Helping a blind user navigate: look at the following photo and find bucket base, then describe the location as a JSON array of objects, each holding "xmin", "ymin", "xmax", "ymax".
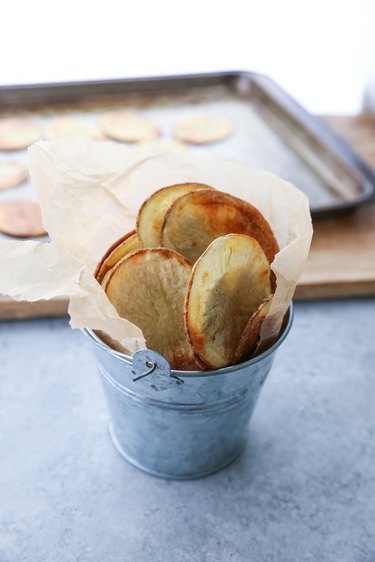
[{"xmin": 109, "ymin": 424, "xmax": 246, "ymax": 480}]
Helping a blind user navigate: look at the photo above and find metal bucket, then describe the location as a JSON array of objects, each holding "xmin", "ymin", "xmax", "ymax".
[{"xmin": 83, "ymin": 307, "xmax": 293, "ymax": 479}]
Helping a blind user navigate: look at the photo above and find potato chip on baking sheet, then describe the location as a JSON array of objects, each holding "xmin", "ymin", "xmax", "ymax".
[
  {"xmin": 0, "ymin": 200, "xmax": 46, "ymax": 238},
  {"xmin": 173, "ymin": 114, "xmax": 232, "ymax": 144},
  {"xmin": 100, "ymin": 111, "xmax": 160, "ymax": 143},
  {"xmin": 0, "ymin": 161, "xmax": 28, "ymax": 191},
  {"xmin": 0, "ymin": 117, "xmax": 40, "ymax": 151},
  {"xmin": 45, "ymin": 116, "xmax": 103, "ymax": 140}
]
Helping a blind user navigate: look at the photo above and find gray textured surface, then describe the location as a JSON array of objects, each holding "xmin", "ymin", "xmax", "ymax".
[{"xmin": 0, "ymin": 300, "xmax": 374, "ymax": 562}]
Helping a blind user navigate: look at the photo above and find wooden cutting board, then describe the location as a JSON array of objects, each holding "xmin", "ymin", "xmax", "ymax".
[
  {"xmin": 295, "ymin": 114, "xmax": 375, "ymax": 299},
  {"xmin": 1, "ymin": 114, "xmax": 374, "ymax": 320}
]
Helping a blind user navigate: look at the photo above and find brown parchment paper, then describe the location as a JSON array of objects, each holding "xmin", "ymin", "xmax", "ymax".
[{"xmin": 0, "ymin": 139, "xmax": 312, "ymax": 358}]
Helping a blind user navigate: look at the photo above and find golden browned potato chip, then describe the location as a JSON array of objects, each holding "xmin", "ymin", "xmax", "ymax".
[
  {"xmin": 137, "ymin": 182, "xmax": 214, "ymax": 248},
  {"xmin": 0, "ymin": 161, "xmax": 28, "ymax": 191},
  {"xmin": 0, "ymin": 117, "xmax": 40, "ymax": 151},
  {"xmin": 161, "ymin": 189, "xmax": 279, "ymax": 266},
  {"xmin": 105, "ymin": 248, "xmax": 198, "ymax": 370},
  {"xmin": 173, "ymin": 114, "xmax": 232, "ymax": 144},
  {"xmin": 95, "ymin": 230, "xmax": 141, "ymax": 284},
  {"xmin": 232, "ymin": 295, "xmax": 273, "ymax": 365},
  {"xmin": 100, "ymin": 111, "xmax": 160, "ymax": 143},
  {"xmin": 100, "ymin": 268, "xmax": 115, "ymax": 291},
  {"xmin": 45, "ymin": 116, "xmax": 103, "ymax": 140},
  {"xmin": 184, "ymin": 234, "xmax": 271, "ymax": 369},
  {"xmin": 0, "ymin": 200, "xmax": 47, "ymax": 238}
]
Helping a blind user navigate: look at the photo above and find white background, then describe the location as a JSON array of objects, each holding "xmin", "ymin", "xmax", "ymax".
[{"xmin": 1, "ymin": 0, "xmax": 374, "ymax": 114}]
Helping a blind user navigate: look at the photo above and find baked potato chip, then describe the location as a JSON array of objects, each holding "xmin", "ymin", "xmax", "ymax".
[
  {"xmin": 0, "ymin": 200, "xmax": 47, "ymax": 238},
  {"xmin": 105, "ymin": 248, "xmax": 199, "ymax": 370},
  {"xmin": 232, "ymin": 295, "xmax": 273, "ymax": 365},
  {"xmin": 100, "ymin": 268, "xmax": 115, "ymax": 291},
  {"xmin": 161, "ymin": 189, "xmax": 279, "ymax": 267},
  {"xmin": 45, "ymin": 116, "xmax": 103, "ymax": 140},
  {"xmin": 95, "ymin": 230, "xmax": 141, "ymax": 284},
  {"xmin": 0, "ymin": 117, "xmax": 40, "ymax": 151},
  {"xmin": 100, "ymin": 111, "xmax": 160, "ymax": 143},
  {"xmin": 185, "ymin": 234, "xmax": 271, "ymax": 369},
  {"xmin": 173, "ymin": 114, "xmax": 232, "ymax": 144},
  {"xmin": 137, "ymin": 183, "xmax": 213, "ymax": 248},
  {"xmin": 0, "ymin": 161, "xmax": 28, "ymax": 191}
]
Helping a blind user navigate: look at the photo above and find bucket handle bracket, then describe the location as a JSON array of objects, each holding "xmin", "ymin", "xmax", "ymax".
[{"xmin": 132, "ymin": 350, "xmax": 184, "ymax": 388}]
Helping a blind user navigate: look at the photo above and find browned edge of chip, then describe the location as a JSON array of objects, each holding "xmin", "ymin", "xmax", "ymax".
[
  {"xmin": 192, "ymin": 354, "xmax": 212, "ymax": 371},
  {"xmin": 98, "ymin": 232, "xmax": 141, "ymax": 288},
  {"xmin": 105, "ymin": 247, "xmax": 202, "ymax": 371},
  {"xmin": 105, "ymin": 246, "xmax": 188, "ymax": 294},
  {"xmin": 161, "ymin": 188, "xmax": 279, "ymax": 280},
  {"xmin": 94, "ymin": 229, "xmax": 137, "ymax": 283},
  {"xmin": 183, "ymin": 233, "xmax": 271, "ymax": 369},
  {"xmin": 136, "ymin": 182, "xmax": 215, "ymax": 249},
  {"xmin": 183, "ymin": 257, "xmax": 212, "ymax": 368},
  {"xmin": 232, "ymin": 295, "xmax": 274, "ymax": 365}
]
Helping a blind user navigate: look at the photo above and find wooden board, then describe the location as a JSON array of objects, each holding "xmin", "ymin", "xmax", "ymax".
[
  {"xmin": 1, "ymin": 114, "xmax": 374, "ymax": 320},
  {"xmin": 0, "ymin": 295, "xmax": 68, "ymax": 320},
  {"xmin": 295, "ymin": 115, "xmax": 375, "ymax": 299}
]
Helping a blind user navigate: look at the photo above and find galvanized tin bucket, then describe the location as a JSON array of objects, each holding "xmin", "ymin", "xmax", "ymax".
[{"xmin": 83, "ymin": 307, "xmax": 292, "ymax": 479}]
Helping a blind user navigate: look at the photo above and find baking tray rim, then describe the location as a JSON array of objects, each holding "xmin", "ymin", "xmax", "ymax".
[{"xmin": 0, "ymin": 69, "xmax": 373, "ymax": 217}]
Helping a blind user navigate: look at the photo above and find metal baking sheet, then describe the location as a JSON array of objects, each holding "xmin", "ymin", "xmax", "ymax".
[{"xmin": 0, "ymin": 71, "xmax": 374, "ymax": 227}]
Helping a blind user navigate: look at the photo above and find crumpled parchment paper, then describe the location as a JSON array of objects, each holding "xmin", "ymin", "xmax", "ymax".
[{"xmin": 0, "ymin": 139, "xmax": 313, "ymax": 358}]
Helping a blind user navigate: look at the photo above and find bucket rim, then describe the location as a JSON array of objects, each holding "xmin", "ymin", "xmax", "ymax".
[{"xmin": 82, "ymin": 303, "xmax": 293, "ymax": 378}]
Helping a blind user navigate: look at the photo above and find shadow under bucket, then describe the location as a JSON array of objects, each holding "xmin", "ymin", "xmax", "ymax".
[{"xmin": 83, "ymin": 306, "xmax": 293, "ymax": 479}]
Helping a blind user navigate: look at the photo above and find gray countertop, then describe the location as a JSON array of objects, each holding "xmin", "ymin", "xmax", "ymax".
[{"xmin": 1, "ymin": 299, "xmax": 374, "ymax": 562}]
